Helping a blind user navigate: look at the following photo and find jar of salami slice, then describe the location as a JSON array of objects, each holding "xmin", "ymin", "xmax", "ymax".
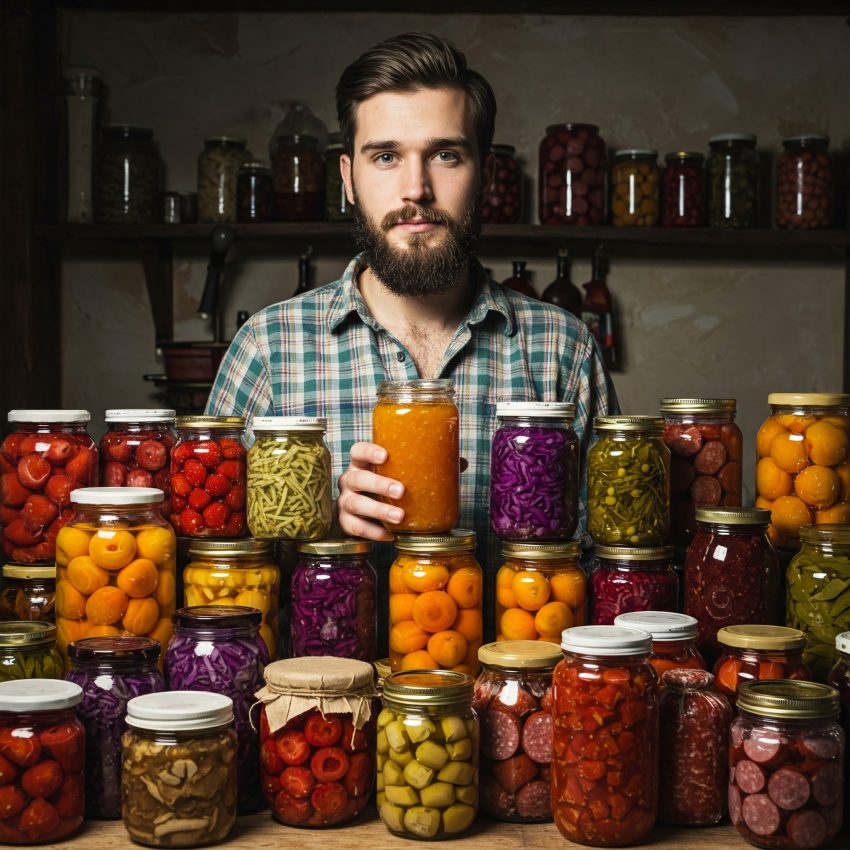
[
  {"xmin": 482, "ymin": 144, "xmax": 522, "ymax": 224},
  {"xmin": 475, "ymin": 640, "xmax": 560, "ymax": 822},
  {"xmin": 614, "ymin": 611, "xmax": 706, "ymax": 677},
  {"xmin": 776, "ymin": 135, "xmax": 833, "ymax": 230},
  {"xmin": 662, "ymin": 151, "xmax": 706, "ymax": 227},
  {"xmin": 552, "ymin": 625, "xmax": 659, "ymax": 846},
  {"xmin": 730, "ymin": 680, "xmax": 844, "ymax": 850}
]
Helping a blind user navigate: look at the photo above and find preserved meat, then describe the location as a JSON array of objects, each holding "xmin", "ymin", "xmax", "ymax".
[{"xmin": 481, "ymin": 707, "xmax": 520, "ymax": 761}]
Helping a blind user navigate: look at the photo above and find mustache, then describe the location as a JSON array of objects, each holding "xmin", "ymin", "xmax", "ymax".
[{"xmin": 381, "ymin": 205, "xmax": 453, "ymax": 231}]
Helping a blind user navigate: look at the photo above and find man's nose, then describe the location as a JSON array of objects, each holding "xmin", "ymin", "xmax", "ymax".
[{"xmin": 400, "ymin": 157, "xmax": 433, "ymax": 205}]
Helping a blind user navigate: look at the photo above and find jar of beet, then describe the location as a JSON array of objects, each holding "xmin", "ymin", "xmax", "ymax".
[
  {"xmin": 662, "ymin": 151, "xmax": 706, "ymax": 227},
  {"xmin": 614, "ymin": 611, "xmax": 706, "ymax": 677},
  {"xmin": 776, "ymin": 135, "xmax": 833, "ymax": 230},
  {"xmin": 707, "ymin": 133, "xmax": 759, "ymax": 228},
  {"xmin": 482, "ymin": 144, "xmax": 522, "ymax": 224}
]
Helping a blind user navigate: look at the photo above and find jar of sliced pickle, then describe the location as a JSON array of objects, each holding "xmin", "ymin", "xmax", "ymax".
[
  {"xmin": 323, "ymin": 134, "xmax": 352, "ymax": 222},
  {"xmin": 0, "ymin": 564, "xmax": 55, "ymax": 622},
  {"xmin": 611, "ymin": 149, "xmax": 659, "ymax": 227},
  {"xmin": 482, "ymin": 144, "xmax": 522, "ymax": 223},
  {"xmin": 776, "ymin": 135, "xmax": 833, "ymax": 230},
  {"xmin": 95, "ymin": 125, "xmax": 161, "ymax": 223},
  {"xmin": 197, "ymin": 136, "xmax": 246, "ymax": 223},
  {"xmin": 662, "ymin": 151, "xmax": 705, "ymax": 227},
  {"xmin": 614, "ymin": 611, "xmax": 706, "ymax": 676},
  {"xmin": 0, "ymin": 621, "xmax": 62, "ymax": 682},
  {"xmin": 707, "ymin": 133, "xmax": 759, "ymax": 228}
]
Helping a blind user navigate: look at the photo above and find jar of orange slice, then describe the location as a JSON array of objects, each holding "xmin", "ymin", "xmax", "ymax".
[
  {"xmin": 389, "ymin": 530, "xmax": 482, "ymax": 674},
  {"xmin": 495, "ymin": 541, "xmax": 586, "ymax": 643},
  {"xmin": 755, "ymin": 393, "xmax": 850, "ymax": 548},
  {"xmin": 55, "ymin": 487, "xmax": 176, "ymax": 671}
]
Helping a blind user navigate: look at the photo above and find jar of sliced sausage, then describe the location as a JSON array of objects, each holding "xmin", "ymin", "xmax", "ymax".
[
  {"xmin": 776, "ymin": 135, "xmax": 833, "ymax": 230},
  {"xmin": 614, "ymin": 611, "xmax": 706, "ymax": 677}
]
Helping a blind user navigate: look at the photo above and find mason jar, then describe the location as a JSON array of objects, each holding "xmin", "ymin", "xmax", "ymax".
[
  {"xmin": 662, "ymin": 151, "xmax": 706, "ymax": 227},
  {"xmin": 197, "ymin": 136, "xmax": 246, "ymax": 223},
  {"xmin": 0, "ymin": 621, "xmax": 62, "ymax": 681},
  {"xmin": 614, "ymin": 611, "xmax": 705, "ymax": 677},
  {"xmin": 95, "ymin": 125, "xmax": 161, "ymax": 223},
  {"xmin": 611, "ymin": 149, "xmax": 660, "ymax": 227},
  {"xmin": 323, "ymin": 134, "xmax": 353, "ymax": 222},
  {"xmin": 482, "ymin": 144, "xmax": 522, "ymax": 224},
  {"xmin": 826, "ymin": 631, "xmax": 850, "ymax": 765},
  {"xmin": 269, "ymin": 133, "xmax": 324, "ymax": 221},
  {"xmin": 776, "ymin": 134, "xmax": 833, "ymax": 230},
  {"xmin": 0, "ymin": 563, "xmax": 55, "ymax": 622},
  {"xmin": 707, "ymin": 133, "xmax": 759, "ymax": 228},
  {"xmin": 236, "ymin": 159, "xmax": 274, "ymax": 223}
]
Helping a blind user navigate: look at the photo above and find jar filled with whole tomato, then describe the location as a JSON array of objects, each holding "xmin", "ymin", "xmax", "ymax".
[
  {"xmin": 373, "ymin": 380, "xmax": 459, "ymax": 534},
  {"xmin": 0, "ymin": 564, "xmax": 55, "ymax": 623},
  {"xmin": 2, "ymin": 410, "xmax": 97, "ymax": 565},
  {"xmin": 707, "ymin": 133, "xmax": 759, "ymax": 228},
  {"xmin": 552, "ymin": 625, "xmax": 659, "ymax": 846},
  {"xmin": 776, "ymin": 135, "xmax": 833, "ymax": 230},
  {"xmin": 614, "ymin": 611, "xmax": 705, "ymax": 676},
  {"xmin": 255, "ymin": 656, "xmax": 377, "ymax": 827},
  {"xmin": 662, "ymin": 151, "xmax": 705, "ymax": 227},
  {"xmin": 611, "ymin": 149, "xmax": 659, "ymax": 227},
  {"xmin": 482, "ymin": 144, "xmax": 522, "ymax": 224},
  {"xmin": 0, "ymin": 621, "xmax": 62, "ymax": 682}
]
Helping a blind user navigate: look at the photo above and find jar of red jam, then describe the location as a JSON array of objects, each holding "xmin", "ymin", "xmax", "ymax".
[
  {"xmin": 614, "ymin": 611, "xmax": 706, "ymax": 677},
  {"xmin": 538, "ymin": 123, "xmax": 607, "ymax": 226},
  {"xmin": 775, "ymin": 135, "xmax": 833, "ymax": 230},
  {"xmin": 1, "ymin": 410, "xmax": 97, "ymax": 565},
  {"xmin": 685, "ymin": 507, "xmax": 781, "ymax": 665},
  {"xmin": 553, "ymin": 626, "xmax": 659, "ymax": 846},
  {"xmin": 482, "ymin": 144, "xmax": 522, "ymax": 224},
  {"xmin": 662, "ymin": 151, "xmax": 706, "ymax": 227}
]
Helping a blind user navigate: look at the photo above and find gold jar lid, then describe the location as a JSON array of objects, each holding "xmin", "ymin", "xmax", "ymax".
[
  {"xmin": 594, "ymin": 544, "xmax": 673, "ymax": 562},
  {"xmin": 737, "ymin": 680, "xmax": 839, "ymax": 720},
  {"xmin": 188, "ymin": 538, "xmax": 275, "ymax": 558},
  {"xmin": 799, "ymin": 524, "xmax": 850, "ymax": 545},
  {"xmin": 297, "ymin": 539, "xmax": 373, "ymax": 556},
  {"xmin": 695, "ymin": 507, "xmax": 770, "ymax": 526},
  {"xmin": 593, "ymin": 416, "xmax": 664, "ymax": 434},
  {"xmin": 175, "ymin": 415, "xmax": 245, "ymax": 430},
  {"xmin": 660, "ymin": 398, "xmax": 736, "ymax": 413},
  {"xmin": 394, "ymin": 530, "xmax": 476, "ymax": 554},
  {"xmin": 664, "ymin": 151, "xmax": 705, "ymax": 163},
  {"xmin": 377, "ymin": 379, "xmax": 454, "ymax": 396},
  {"xmin": 478, "ymin": 640, "xmax": 563, "ymax": 670},
  {"xmin": 767, "ymin": 393, "xmax": 850, "ymax": 408},
  {"xmin": 0, "ymin": 622, "xmax": 56, "ymax": 647},
  {"xmin": 383, "ymin": 670, "xmax": 473, "ymax": 707},
  {"xmin": 2, "ymin": 564, "xmax": 56, "ymax": 580},
  {"xmin": 717, "ymin": 625, "xmax": 806, "ymax": 652},
  {"xmin": 501, "ymin": 541, "xmax": 581, "ymax": 561}
]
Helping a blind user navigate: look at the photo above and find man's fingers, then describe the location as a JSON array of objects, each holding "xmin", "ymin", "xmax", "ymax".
[
  {"xmin": 349, "ymin": 441, "xmax": 388, "ymax": 466},
  {"xmin": 341, "ymin": 467, "xmax": 404, "ymax": 500}
]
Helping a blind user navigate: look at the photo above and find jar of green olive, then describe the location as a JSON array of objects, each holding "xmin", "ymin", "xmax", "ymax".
[
  {"xmin": 707, "ymin": 133, "xmax": 759, "ymax": 228},
  {"xmin": 0, "ymin": 621, "xmax": 63, "ymax": 682}
]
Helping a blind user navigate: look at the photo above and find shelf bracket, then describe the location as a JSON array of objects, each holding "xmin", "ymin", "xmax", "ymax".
[{"xmin": 138, "ymin": 238, "xmax": 174, "ymax": 345}]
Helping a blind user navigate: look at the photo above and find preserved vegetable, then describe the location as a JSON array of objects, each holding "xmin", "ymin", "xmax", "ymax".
[
  {"xmin": 707, "ymin": 133, "xmax": 759, "ymax": 228},
  {"xmin": 0, "ymin": 565, "xmax": 55, "ymax": 623},
  {"xmin": 0, "ymin": 622, "xmax": 62, "ymax": 683},
  {"xmin": 236, "ymin": 160, "xmax": 274, "ymax": 223},
  {"xmin": 614, "ymin": 611, "xmax": 705, "ymax": 676},
  {"xmin": 197, "ymin": 137, "xmax": 245, "ymax": 223}
]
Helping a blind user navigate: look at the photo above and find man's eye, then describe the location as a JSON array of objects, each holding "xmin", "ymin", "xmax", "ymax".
[
  {"xmin": 436, "ymin": 151, "xmax": 459, "ymax": 162},
  {"xmin": 376, "ymin": 153, "xmax": 396, "ymax": 164}
]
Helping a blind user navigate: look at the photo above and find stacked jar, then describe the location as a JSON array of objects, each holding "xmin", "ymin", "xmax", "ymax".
[
  {"xmin": 610, "ymin": 149, "xmax": 659, "ymax": 227},
  {"xmin": 662, "ymin": 151, "xmax": 705, "ymax": 227},
  {"xmin": 776, "ymin": 135, "xmax": 833, "ymax": 229},
  {"xmin": 482, "ymin": 144, "xmax": 522, "ymax": 223}
]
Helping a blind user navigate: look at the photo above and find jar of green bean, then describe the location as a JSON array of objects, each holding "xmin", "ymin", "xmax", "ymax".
[
  {"xmin": 247, "ymin": 416, "xmax": 332, "ymax": 541},
  {"xmin": 0, "ymin": 621, "xmax": 63, "ymax": 682},
  {"xmin": 588, "ymin": 416, "xmax": 670, "ymax": 546}
]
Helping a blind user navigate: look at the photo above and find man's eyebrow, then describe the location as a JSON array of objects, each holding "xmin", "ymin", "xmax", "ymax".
[{"xmin": 359, "ymin": 137, "xmax": 473, "ymax": 155}]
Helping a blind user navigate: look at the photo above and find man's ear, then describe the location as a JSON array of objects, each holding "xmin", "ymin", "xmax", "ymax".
[
  {"xmin": 481, "ymin": 150, "xmax": 496, "ymax": 198},
  {"xmin": 341, "ymin": 153, "xmax": 355, "ymax": 206}
]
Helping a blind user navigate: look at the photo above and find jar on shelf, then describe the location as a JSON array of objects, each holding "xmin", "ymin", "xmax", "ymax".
[
  {"xmin": 2, "ymin": 409, "xmax": 97, "ymax": 565},
  {"xmin": 729, "ymin": 680, "xmax": 844, "ymax": 850},
  {"xmin": 247, "ymin": 416, "xmax": 332, "ymax": 540},
  {"xmin": 66, "ymin": 635, "xmax": 164, "ymax": 819},
  {"xmin": 379, "ymin": 669, "xmax": 478, "ymax": 839},
  {"xmin": 323, "ymin": 134, "xmax": 353, "ymax": 222},
  {"xmin": 95, "ymin": 125, "xmax": 161, "ymax": 224},
  {"xmin": 661, "ymin": 397, "xmax": 743, "ymax": 547},
  {"xmin": 713, "ymin": 624, "xmax": 810, "ymax": 707},
  {"xmin": 122, "ymin": 691, "xmax": 236, "ymax": 847},
  {"xmin": 776, "ymin": 135, "xmax": 833, "ymax": 230},
  {"xmin": 390, "ymin": 531, "xmax": 481, "ymax": 674},
  {"xmin": 54, "ymin": 487, "xmax": 176, "ymax": 668},
  {"xmin": 475, "ymin": 640, "xmax": 560, "ymax": 822},
  {"xmin": 482, "ymin": 144, "xmax": 522, "ymax": 223},
  {"xmin": 490, "ymin": 401, "xmax": 579, "ymax": 540},
  {"xmin": 236, "ymin": 159, "xmax": 274, "ymax": 223},
  {"xmin": 552, "ymin": 625, "xmax": 659, "ymax": 846},
  {"xmin": 0, "ymin": 679, "xmax": 85, "ymax": 844},
  {"xmin": 826, "ymin": 631, "xmax": 850, "ymax": 755},
  {"xmin": 171, "ymin": 416, "xmax": 247, "ymax": 538},
  {"xmin": 611, "ymin": 148, "xmax": 659, "ymax": 227},
  {"xmin": 183, "ymin": 538, "xmax": 279, "ymax": 659},
  {"xmin": 662, "ymin": 151, "xmax": 706, "ymax": 227},
  {"xmin": 496, "ymin": 541, "xmax": 586, "ymax": 642},
  {"xmin": 707, "ymin": 133, "xmax": 759, "ymax": 228},
  {"xmin": 197, "ymin": 136, "xmax": 246, "ymax": 223},
  {"xmin": 684, "ymin": 506, "xmax": 781, "ymax": 665},
  {"xmin": 538, "ymin": 123, "xmax": 607, "ymax": 225},
  {"xmin": 0, "ymin": 621, "xmax": 62, "ymax": 681},
  {"xmin": 64, "ymin": 66, "xmax": 102, "ymax": 223},
  {"xmin": 755, "ymin": 392, "xmax": 850, "ymax": 548},
  {"xmin": 292, "ymin": 539, "xmax": 376, "ymax": 660},
  {"xmin": 256, "ymin": 657, "xmax": 377, "ymax": 827},
  {"xmin": 373, "ymin": 379, "xmax": 459, "ymax": 534},
  {"xmin": 269, "ymin": 134, "xmax": 324, "ymax": 221},
  {"xmin": 587, "ymin": 416, "xmax": 670, "ymax": 546},
  {"xmin": 0, "ymin": 564, "xmax": 55, "ymax": 622},
  {"xmin": 614, "ymin": 611, "xmax": 705, "ymax": 676}
]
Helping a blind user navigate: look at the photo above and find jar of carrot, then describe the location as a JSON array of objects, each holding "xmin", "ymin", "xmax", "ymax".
[
  {"xmin": 372, "ymin": 380, "xmax": 459, "ymax": 534},
  {"xmin": 388, "ymin": 531, "xmax": 482, "ymax": 675}
]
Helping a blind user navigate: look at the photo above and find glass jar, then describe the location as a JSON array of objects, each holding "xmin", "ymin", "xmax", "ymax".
[
  {"xmin": 482, "ymin": 144, "xmax": 522, "ymax": 224},
  {"xmin": 826, "ymin": 632, "xmax": 850, "ymax": 791},
  {"xmin": 713, "ymin": 624, "xmax": 811, "ymax": 707},
  {"xmin": 373, "ymin": 379, "xmax": 459, "ymax": 534},
  {"xmin": 2, "ymin": 409, "xmax": 97, "ymax": 565},
  {"xmin": 707, "ymin": 133, "xmax": 759, "ymax": 228},
  {"xmin": 474, "ymin": 640, "xmax": 560, "ymax": 822},
  {"xmin": 197, "ymin": 136, "xmax": 246, "ymax": 223},
  {"xmin": 496, "ymin": 541, "xmax": 586, "ymax": 642},
  {"xmin": 292, "ymin": 539, "xmax": 376, "ymax": 660},
  {"xmin": 247, "ymin": 416, "xmax": 332, "ymax": 540},
  {"xmin": 776, "ymin": 135, "xmax": 833, "ymax": 230},
  {"xmin": 591, "ymin": 545, "xmax": 678, "ymax": 624},
  {"xmin": 661, "ymin": 397, "xmax": 743, "ymax": 547},
  {"xmin": 390, "ymin": 531, "xmax": 482, "ymax": 674},
  {"xmin": 730, "ymin": 680, "xmax": 844, "ymax": 850},
  {"xmin": 269, "ymin": 133, "xmax": 323, "ymax": 221},
  {"xmin": 787, "ymin": 525, "xmax": 850, "ymax": 680},
  {"xmin": 538, "ymin": 123, "xmax": 607, "ymax": 226},
  {"xmin": 95, "ymin": 125, "xmax": 161, "ymax": 224},
  {"xmin": 611, "ymin": 148, "xmax": 659, "ymax": 227},
  {"xmin": 171, "ymin": 416, "xmax": 247, "ymax": 538},
  {"xmin": 552, "ymin": 626, "xmax": 659, "ymax": 846},
  {"xmin": 685, "ymin": 506, "xmax": 781, "ymax": 665},
  {"xmin": 64, "ymin": 66, "xmax": 102, "ymax": 223},
  {"xmin": 183, "ymin": 538, "xmax": 279, "ymax": 659},
  {"xmin": 614, "ymin": 611, "xmax": 706, "ymax": 676},
  {"xmin": 662, "ymin": 151, "xmax": 706, "ymax": 227},
  {"xmin": 587, "ymin": 415, "xmax": 670, "ymax": 546},
  {"xmin": 54, "ymin": 487, "xmax": 176, "ymax": 669},
  {"xmin": 236, "ymin": 159, "xmax": 274, "ymax": 223},
  {"xmin": 0, "ymin": 564, "xmax": 55, "ymax": 622},
  {"xmin": 379, "ymin": 669, "xmax": 478, "ymax": 839},
  {"xmin": 755, "ymin": 393, "xmax": 850, "ymax": 548},
  {"xmin": 122, "ymin": 691, "xmax": 236, "ymax": 846},
  {"xmin": 0, "ymin": 621, "xmax": 62, "ymax": 681},
  {"xmin": 256, "ymin": 657, "xmax": 377, "ymax": 827},
  {"xmin": 0, "ymin": 679, "xmax": 85, "ymax": 844},
  {"xmin": 66, "ymin": 635, "xmax": 164, "ymax": 819},
  {"xmin": 323, "ymin": 135, "xmax": 353, "ymax": 222},
  {"xmin": 490, "ymin": 401, "xmax": 579, "ymax": 540},
  {"xmin": 659, "ymin": 668, "xmax": 732, "ymax": 826}
]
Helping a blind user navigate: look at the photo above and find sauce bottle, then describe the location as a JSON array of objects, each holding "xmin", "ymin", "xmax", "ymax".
[
  {"xmin": 542, "ymin": 249, "xmax": 582, "ymax": 315},
  {"xmin": 581, "ymin": 247, "xmax": 617, "ymax": 369}
]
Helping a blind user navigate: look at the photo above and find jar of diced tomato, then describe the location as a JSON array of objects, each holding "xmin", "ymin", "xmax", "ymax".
[
  {"xmin": 171, "ymin": 416, "xmax": 247, "ymax": 538},
  {"xmin": 255, "ymin": 656, "xmax": 377, "ymax": 827},
  {"xmin": 552, "ymin": 625, "xmax": 659, "ymax": 846},
  {"xmin": 1, "ymin": 410, "xmax": 97, "ymax": 565},
  {"xmin": 0, "ymin": 678, "xmax": 85, "ymax": 844},
  {"xmin": 614, "ymin": 611, "xmax": 705, "ymax": 677}
]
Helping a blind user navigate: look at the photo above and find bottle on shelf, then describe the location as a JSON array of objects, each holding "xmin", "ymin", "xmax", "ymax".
[
  {"xmin": 581, "ymin": 247, "xmax": 617, "ymax": 370},
  {"xmin": 235, "ymin": 310, "xmax": 250, "ymax": 331},
  {"xmin": 542, "ymin": 248, "xmax": 582, "ymax": 316},
  {"xmin": 502, "ymin": 260, "xmax": 537, "ymax": 299},
  {"xmin": 294, "ymin": 254, "xmax": 311, "ymax": 297}
]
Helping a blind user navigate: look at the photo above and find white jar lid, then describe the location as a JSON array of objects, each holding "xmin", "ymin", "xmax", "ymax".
[
  {"xmin": 495, "ymin": 401, "xmax": 576, "ymax": 420},
  {"xmin": 70, "ymin": 487, "xmax": 164, "ymax": 505},
  {"xmin": 126, "ymin": 691, "xmax": 233, "ymax": 731},
  {"xmin": 836, "ymin": 631, "xmax": 850, "ymax": 655},
  {"xmin": 710, "ymin": 133, "xmax": 757, "ymax": 144},
  {"xmin": 252, "ymin": 415, "xmax": 327, "ymax": 432},
  {"xmin": 105, "ymin": 409, "xmax": 176, "ymax": 422},
  {"xmin": 8, "ymin": 409, "xmax": 90, "ymax": 424},
  {"xmin": 0, "ymin": 679, "xmax": 82, "ymax": 712},
  {"xmin": 614, "ymin": 611, "xmax": 698, "ymax": 642},
  {"xmin": 561, "ymin": 625, "xmax": 652, "ymax": 656}
]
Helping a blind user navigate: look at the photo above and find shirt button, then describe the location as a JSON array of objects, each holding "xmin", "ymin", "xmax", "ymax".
[{"xmin": 396, "ymin": 351, "xmax": 405, "ymax": 362}]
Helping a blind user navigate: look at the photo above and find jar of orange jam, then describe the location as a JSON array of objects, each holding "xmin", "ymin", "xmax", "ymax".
[{"xmin": 373, "ymin": 379, "xmax": 459, "ymax": 533}]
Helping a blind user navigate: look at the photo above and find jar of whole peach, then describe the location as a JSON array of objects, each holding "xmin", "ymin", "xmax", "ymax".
[
  {"xmin": 755, "ymin": 393, "xmax": 850, "ymax": 548},
  {"xmin": 54, "ymin": 487, "xmax": 176, "ymax": 670},
  {"xmin": 389, "ymin": 531, "xmax": 481, "ymax": 674},
  {"xmin": 611, "ymin": 149, "xmax": 659, "ymax": 227}
]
